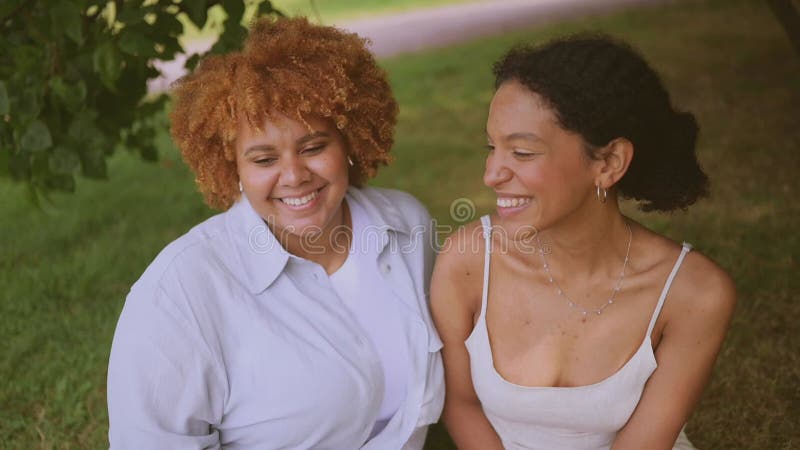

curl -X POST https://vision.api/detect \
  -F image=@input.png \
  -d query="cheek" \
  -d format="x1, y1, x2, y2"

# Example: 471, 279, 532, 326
517, 166, 549, 190
312, 152, 348, 182
239, 165, 280, 192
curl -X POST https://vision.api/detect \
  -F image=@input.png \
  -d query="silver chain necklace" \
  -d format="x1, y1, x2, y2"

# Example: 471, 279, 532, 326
536, 222, 633, 319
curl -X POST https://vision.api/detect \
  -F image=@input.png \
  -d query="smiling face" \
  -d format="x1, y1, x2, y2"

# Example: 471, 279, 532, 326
484, 81, 599, 235
236, 113, 350, 242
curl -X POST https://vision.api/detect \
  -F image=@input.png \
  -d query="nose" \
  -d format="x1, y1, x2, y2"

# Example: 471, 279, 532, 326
279, 155, 311, 187
483, 151, 513, 188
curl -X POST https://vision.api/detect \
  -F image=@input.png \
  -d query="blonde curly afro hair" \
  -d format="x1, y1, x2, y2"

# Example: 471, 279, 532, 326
170, 17, 398, 210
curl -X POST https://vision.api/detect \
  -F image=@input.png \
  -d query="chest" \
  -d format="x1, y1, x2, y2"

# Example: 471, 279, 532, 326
201, 275, 385, 448
484, 256, 665, 388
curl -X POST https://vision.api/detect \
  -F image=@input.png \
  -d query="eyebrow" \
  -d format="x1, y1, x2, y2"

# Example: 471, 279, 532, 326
243, 131, 331, 156
486, 129, 544, 143
297, 131, 330, 146
507, 132, 544, 142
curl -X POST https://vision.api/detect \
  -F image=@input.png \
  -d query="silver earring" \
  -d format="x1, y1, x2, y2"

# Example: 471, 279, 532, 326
347, 156, 354, 167
596, 185, 607, 203
238, 181, 243, 192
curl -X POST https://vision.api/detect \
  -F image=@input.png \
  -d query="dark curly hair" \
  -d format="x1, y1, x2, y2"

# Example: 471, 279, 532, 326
170, 17, 397, 210
493, 33, 708, 212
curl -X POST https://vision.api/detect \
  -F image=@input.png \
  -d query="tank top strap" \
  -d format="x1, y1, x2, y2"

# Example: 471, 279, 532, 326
646, 242, 693, 336
479, 215, 492, 317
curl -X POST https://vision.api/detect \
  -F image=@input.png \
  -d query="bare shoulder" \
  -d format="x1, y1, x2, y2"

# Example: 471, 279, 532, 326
679, 248, 736, 313
661, 240, 737, 327
436, 219, 487, 274
430, 219, 487, 335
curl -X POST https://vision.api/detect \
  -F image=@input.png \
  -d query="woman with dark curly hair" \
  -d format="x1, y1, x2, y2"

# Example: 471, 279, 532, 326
107, 18, 443, 449
431, 34, 735, 449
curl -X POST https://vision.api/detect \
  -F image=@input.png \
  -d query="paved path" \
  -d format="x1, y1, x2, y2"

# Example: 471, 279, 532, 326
148, 0, 662, 92
343, 0, 662, 57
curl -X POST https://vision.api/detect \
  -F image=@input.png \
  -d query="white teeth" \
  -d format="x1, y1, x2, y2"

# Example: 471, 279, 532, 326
281, 190, 318, 206
497, 197, 531, 208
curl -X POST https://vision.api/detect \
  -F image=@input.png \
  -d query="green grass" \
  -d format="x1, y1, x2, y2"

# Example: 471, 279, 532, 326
273, 0, 481, 21
2, 0, 798, 448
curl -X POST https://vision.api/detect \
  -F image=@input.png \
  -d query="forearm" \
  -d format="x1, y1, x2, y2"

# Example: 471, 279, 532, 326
443, 400, 504, 450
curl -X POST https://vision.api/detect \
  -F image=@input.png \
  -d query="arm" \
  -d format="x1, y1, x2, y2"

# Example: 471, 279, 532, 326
430, 229, 505, 450
612, 254, 736, 450
107, 285, 225, 450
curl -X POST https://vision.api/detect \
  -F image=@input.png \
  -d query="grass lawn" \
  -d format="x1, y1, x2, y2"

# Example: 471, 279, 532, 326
2, 0, 798, 448
273, 0, 482, 21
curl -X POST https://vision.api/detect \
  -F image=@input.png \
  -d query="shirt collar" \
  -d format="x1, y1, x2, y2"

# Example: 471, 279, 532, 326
345, 186, 413, 236
224, 187, 411, 294
225, 193, 290, 295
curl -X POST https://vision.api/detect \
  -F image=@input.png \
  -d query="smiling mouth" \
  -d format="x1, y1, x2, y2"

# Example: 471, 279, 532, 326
278, 187, 323, 207
496, 196, 532, 208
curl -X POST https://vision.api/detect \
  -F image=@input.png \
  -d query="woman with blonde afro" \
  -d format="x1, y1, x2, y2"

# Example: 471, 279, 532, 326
108, 17, 444, 449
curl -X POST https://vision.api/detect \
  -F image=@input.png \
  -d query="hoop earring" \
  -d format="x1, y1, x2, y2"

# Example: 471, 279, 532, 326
347, 156, 354, 167
238, 181, 243, 192
596, 185, 607, 203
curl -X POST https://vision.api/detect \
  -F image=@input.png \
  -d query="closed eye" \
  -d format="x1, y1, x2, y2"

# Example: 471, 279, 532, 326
301, 144, 326, 155
254, 156, 277, 165
513, 150, 539, 158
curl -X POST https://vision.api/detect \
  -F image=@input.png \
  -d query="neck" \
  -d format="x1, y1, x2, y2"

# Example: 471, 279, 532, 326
281, 201, 352, 274
537, 201, 632, 278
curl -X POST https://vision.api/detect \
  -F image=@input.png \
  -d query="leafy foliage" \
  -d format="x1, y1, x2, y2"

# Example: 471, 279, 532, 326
0, 0, 281, 203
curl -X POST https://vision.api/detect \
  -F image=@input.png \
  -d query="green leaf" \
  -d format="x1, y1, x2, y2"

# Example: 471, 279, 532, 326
49, 77, 87, 112
19, 120, 53, 153
139, 142, 158, 161
49, 146, 81, 174
0, 0, 26, 19
118, 28, 157, 58
45, 173, 76, 192
79, 145, 107, 179
13, 88, 42, 124
68, 111, 111, 178
0, 81, 8, 115
184, 1, 209, 29
0, 140, 10, 178
67, 111, 98, 143
50, 1, 84, 45
258, 0, 284, 17
117, 3, 152, 24
221, 0, 246, 23
211, 22, 248, 54
184, 53, 201, 71
8, 149, 30, 180
93, 41, 123, 90
153, 14, 183, 38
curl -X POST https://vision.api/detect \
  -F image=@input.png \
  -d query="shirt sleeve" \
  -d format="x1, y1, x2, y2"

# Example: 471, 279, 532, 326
402, 426, 429, 450
107, 284, 226, 450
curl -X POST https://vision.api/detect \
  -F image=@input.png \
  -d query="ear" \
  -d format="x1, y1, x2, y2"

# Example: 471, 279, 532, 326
594, 138, 633, 190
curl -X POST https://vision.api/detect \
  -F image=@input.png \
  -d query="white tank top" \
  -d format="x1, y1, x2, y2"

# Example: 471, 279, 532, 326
465, 215, 696, 450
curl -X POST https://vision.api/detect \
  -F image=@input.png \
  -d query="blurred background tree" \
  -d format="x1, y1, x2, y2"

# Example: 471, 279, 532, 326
767, 0, 800, 55
0, 0, 281, 205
